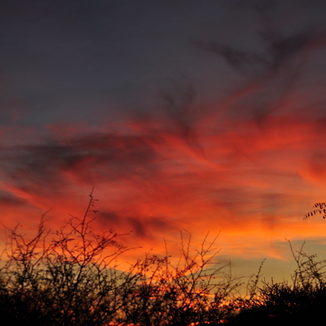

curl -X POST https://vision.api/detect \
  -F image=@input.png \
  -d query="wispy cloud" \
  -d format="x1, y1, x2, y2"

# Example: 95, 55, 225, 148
0, 0, 326, 272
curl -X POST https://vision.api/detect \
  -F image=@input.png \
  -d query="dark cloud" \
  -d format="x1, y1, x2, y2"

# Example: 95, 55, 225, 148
192, 41, 265, 76
158, 80, 206, 157
193, 15, 326, 130
0, 190, 27, 207
194, 0, 326, 81
98, 210, 175, 241
259, 29, 321, 71
193, 29, 320, 78
129, 216, 175, 240
98, 211, 124, 229
128, 217, 147, 239
3, 142, 80, 194
0, 132, 161, 195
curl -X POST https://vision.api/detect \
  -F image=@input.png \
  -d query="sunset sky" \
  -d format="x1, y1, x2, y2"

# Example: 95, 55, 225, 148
1, 0, 326, 285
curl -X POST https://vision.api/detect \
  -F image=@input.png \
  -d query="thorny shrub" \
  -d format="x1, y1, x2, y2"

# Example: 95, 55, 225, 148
2, 198, 326, 325
226, 241, 326, 325
0, 190, 242, 326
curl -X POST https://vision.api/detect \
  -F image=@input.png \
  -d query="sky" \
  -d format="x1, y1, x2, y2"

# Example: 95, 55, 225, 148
1, 0, 326, 285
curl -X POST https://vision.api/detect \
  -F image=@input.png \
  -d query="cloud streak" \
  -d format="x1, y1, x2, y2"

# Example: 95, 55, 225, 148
0, 0, 326, 281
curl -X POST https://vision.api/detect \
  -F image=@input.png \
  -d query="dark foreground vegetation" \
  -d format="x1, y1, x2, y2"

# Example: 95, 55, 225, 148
1, 194, 326, 326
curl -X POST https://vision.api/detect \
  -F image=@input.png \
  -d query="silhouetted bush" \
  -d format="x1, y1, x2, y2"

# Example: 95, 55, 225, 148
227, 241, 326, 326
2, 196, 326, 325
0, 191, 241, 325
